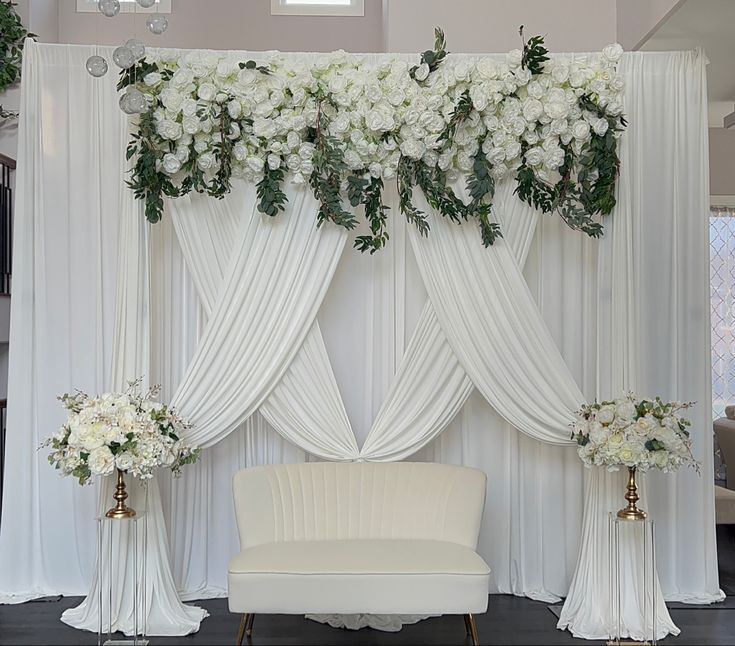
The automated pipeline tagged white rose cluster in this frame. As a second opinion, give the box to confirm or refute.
[42,381,200,485]
[135,45,625,189]
[571,394,699,473]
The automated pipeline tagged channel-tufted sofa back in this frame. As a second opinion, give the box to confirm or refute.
[232,462,487,550]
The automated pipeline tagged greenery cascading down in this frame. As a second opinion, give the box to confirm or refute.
[121,28,627,252]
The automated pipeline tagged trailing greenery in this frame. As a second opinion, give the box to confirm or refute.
[0,0,35,119]
[519,25,549,75]
[121,28,627,252]
[409,27,448,83]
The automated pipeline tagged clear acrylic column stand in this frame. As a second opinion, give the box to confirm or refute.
[608,513,656,645]
[96,511,149,646]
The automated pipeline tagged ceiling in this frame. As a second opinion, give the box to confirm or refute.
[642,0,735,110]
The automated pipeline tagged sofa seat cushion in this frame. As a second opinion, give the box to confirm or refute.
[716,485,735,524]
[228,539,491,615]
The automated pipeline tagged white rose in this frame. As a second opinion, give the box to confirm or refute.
[526,80,544,100]
[88,446,115,476]
[162,153,182,175]
[469,85,489,112]
[592,118,609,136]
[159,88,184,112]
[476,58,499,80]
[227,99,242,120]
[571,120,591,140]
[330,113,351,135]
[181,98,198,118]
[197,152,215,171]
[597,405,616,425]
[506,49,523,68]
[267,154,281,170]
[544,101,569,120]
[414,62,430,82]
[486,146,506,165]
[551,64,569,84]
[522,98,543,122]
[365,109,386,131]
[569,71,586,88]
[143,72,162,87]
[457,151,473,172]
[400,138,426,160]
[197,83,217,102]
[182,116,200,135]
[115,451,135,472]
[616,401,637,420]
[607,432,625,448]
[525,146,544,167]
[247,156,264,173]
[171,68,194,89]
[589,421,607,445]
[157,119,182,141]
[602,43,624,64]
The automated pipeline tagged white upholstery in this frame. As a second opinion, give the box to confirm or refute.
[228,462,490,616]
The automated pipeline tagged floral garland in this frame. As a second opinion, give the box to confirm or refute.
[121,28,626,252]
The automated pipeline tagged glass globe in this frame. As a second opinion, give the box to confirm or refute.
[112,46,135,69]
[125,38,146,61]
[137,0,157,7]
[97,0,120,17]
[125,87,148,114]
[119,93,137,115]
[146,13,168,35]
[85,55,109,78]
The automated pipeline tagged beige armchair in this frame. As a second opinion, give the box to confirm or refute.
[714,418,735,524]
[227,462,491,645]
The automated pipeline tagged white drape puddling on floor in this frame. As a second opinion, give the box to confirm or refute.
[0,42,721,642]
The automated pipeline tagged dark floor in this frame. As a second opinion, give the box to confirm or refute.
[2,526,734,646]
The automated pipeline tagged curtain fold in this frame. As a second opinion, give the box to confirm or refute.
[169,183,347,448]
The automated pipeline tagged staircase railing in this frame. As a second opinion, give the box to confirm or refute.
[0,152,14,295]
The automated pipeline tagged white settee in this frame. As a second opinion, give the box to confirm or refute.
[228,462,491,644]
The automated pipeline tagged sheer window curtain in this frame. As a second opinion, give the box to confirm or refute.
[0,42,721,641]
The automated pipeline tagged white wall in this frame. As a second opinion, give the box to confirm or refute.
[384,0,618,53]
[616,0,683,50]
[710,128,735,198]
[57,0,383,52]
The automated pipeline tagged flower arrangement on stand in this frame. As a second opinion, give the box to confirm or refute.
[42,379,200,518]
[571,394,699,519]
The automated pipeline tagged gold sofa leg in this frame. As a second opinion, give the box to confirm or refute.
[246,613,255,637]
[464,613,480,645]
[236,613,251,645]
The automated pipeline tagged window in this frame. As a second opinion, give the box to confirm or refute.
[76,0,171,13]
[710,203,735,481]
[270,0,364,17]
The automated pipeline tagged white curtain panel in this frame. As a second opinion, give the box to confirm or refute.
[0,42,721,642]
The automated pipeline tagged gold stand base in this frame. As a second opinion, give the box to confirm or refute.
[105,469,136,519]
[617,466,646,521]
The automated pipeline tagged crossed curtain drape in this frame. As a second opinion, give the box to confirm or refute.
[0,42,721,643]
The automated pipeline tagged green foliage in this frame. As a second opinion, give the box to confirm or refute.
[239,60,271,75]
[256,166,287,217]
[439,89,472,150]
[519,25,549,75]
[126,111,182,224]
[354,176,391,253]
[0,0,35,119]
[308,101,357,230]
[409,27,448,82]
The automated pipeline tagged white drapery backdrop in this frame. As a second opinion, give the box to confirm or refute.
[0,42,722,641]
